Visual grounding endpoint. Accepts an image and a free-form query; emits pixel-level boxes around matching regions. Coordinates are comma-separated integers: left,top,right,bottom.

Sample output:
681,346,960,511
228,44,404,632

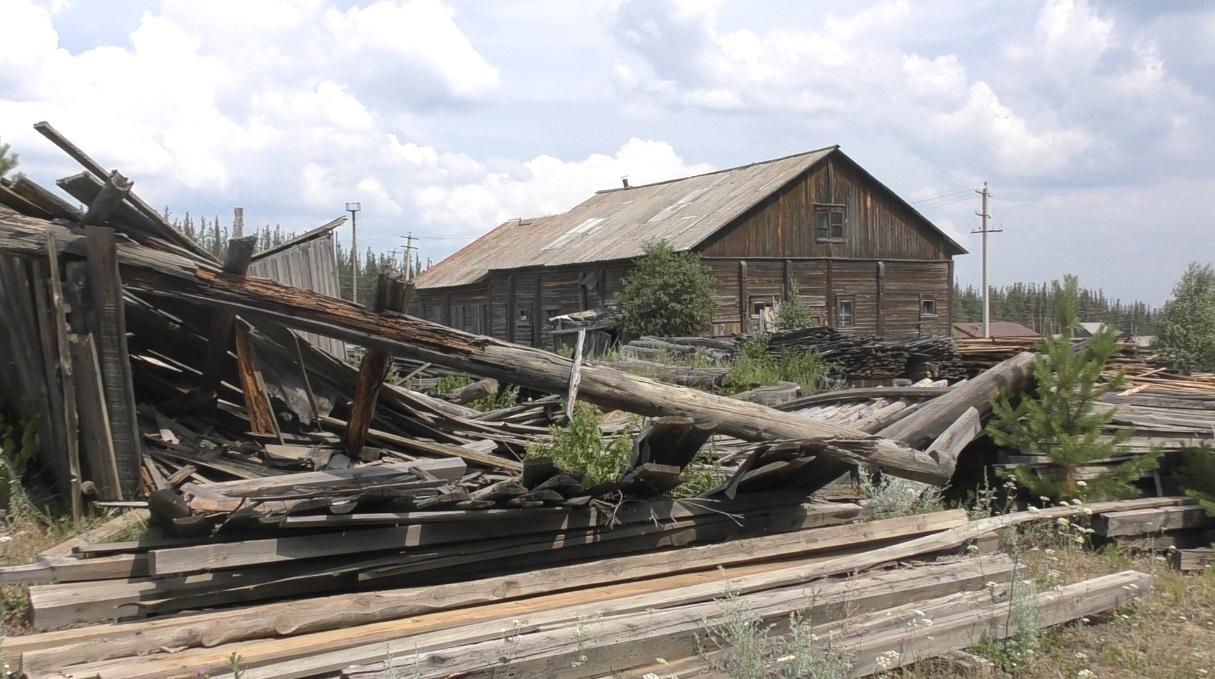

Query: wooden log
445,377,499,405
608,359,730,389
8,176,83,222
40,232,82,519
346,274,414,457
81,171,132,226
925,406,982,465
1093,505,1215,537
879,352,1036,448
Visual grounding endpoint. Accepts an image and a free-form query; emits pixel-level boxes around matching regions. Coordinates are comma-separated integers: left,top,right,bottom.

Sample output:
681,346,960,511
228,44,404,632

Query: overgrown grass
724,334,831,396
526,403,633,488
672,445,729,498
858,474,946,521
697,585,854,679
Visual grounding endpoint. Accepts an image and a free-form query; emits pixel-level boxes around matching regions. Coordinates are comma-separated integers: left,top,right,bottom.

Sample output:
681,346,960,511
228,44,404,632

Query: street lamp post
345,202,361,304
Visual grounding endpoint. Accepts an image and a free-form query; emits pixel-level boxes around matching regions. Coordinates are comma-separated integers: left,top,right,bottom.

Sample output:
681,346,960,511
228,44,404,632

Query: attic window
542,217,607,251
814,204,846,242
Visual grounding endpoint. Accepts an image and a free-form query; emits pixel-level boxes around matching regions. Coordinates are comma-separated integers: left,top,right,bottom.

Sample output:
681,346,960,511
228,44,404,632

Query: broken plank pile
0,499,1170,678
765,326,967,382
1090,500,1215,552
996,391,1215,489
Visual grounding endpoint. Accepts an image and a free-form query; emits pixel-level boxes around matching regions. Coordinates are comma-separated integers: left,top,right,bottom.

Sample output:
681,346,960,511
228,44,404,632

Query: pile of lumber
0,498,1171,678
766,327,967,381
957,336,1215,395
1091,501,1215,552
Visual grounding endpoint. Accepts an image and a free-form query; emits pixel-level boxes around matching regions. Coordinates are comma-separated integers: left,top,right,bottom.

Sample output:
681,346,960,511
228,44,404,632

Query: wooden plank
346,274,414,457
234,321,281,440
83,226,142,499
43,231,83,520
81,171,132,226
0,553,146,586
198,236,257,393
1093,505,1215,537
39,509,150,560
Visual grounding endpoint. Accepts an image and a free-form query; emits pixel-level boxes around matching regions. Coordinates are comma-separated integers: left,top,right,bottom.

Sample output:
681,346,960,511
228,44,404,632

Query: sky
2,0,1212,306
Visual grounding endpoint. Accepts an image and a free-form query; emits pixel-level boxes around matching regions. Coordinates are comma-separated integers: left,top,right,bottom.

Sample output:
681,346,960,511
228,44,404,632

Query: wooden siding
247,234,347,359
699,157,953,261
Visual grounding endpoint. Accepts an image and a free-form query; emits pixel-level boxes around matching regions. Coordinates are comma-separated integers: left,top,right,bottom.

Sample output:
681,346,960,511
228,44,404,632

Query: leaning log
445,377,499,405
0,214,952,484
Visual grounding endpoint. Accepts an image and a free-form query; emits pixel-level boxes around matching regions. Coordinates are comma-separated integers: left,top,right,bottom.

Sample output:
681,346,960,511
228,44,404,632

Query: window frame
835,296,856,329
814,203,847,243
919,297,938,319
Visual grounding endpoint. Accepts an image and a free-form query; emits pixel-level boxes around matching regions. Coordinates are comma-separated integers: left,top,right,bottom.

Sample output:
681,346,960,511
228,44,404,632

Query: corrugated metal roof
416,146,962,289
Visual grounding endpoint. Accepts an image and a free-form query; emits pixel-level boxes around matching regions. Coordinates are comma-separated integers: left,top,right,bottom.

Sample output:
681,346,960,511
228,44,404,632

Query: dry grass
895,521,1215,679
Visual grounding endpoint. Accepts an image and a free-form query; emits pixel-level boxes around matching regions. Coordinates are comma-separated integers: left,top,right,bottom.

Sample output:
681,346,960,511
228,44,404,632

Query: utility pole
971,182,1001,338
345,202,361,304
401,232,418,279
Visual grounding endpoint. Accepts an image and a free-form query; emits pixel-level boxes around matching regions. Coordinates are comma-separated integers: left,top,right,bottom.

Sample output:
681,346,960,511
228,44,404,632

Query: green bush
526,403,632,487
1156,262,1215,373
617,240,715,337
773,280,817,332
725,334,830,396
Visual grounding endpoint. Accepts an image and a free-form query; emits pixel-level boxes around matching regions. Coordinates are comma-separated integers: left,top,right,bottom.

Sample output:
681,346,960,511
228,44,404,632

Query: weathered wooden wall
417,153,959,346
248,233,347,360
699,156,954,261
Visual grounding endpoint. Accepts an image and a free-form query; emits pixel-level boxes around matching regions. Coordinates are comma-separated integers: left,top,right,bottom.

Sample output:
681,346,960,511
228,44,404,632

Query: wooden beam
43,232,83,520
345,273,414,457
81,171,132,226
83,226,141,499
198,236,257,392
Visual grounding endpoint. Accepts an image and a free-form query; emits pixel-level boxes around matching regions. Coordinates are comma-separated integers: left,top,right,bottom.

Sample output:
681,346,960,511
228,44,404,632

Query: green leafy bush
1156,262,1215,373
725,334,829,396
526,403,632,487
987,275,1157,501
617,240,715,337
773,280,817,332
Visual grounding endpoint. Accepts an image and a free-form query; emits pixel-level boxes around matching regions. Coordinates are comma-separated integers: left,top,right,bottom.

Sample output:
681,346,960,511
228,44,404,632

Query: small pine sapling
987,275,1158,501
1177,446,1215,516
526,403,632,487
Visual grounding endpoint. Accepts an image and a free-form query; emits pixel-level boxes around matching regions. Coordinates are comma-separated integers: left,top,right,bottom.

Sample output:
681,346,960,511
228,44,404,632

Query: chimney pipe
621,176,629,189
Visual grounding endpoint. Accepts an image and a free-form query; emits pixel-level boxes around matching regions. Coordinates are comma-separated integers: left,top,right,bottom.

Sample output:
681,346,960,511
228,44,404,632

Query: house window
920,299,937,317
836,298,855,328
518,308,529,323
814,204,846,242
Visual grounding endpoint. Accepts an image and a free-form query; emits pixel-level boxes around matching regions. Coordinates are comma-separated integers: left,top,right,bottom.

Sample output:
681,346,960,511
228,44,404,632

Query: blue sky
2,0,1212,305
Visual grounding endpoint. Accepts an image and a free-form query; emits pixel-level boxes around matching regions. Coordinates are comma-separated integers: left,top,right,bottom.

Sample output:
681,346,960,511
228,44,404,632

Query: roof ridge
596,145,840,194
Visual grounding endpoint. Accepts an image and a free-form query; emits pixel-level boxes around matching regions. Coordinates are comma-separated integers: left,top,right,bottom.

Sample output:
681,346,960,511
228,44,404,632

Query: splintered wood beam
345,273,414,458
83,226,142,499
33,120,220,264
198,236,257,392
81,171,132,226
234,321,281,441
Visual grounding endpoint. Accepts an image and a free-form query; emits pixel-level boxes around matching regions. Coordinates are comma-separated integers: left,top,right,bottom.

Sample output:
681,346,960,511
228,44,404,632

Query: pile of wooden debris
0,122,1204,677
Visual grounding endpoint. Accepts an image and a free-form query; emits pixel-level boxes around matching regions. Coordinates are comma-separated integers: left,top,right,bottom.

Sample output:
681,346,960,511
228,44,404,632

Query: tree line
952,281,1157,336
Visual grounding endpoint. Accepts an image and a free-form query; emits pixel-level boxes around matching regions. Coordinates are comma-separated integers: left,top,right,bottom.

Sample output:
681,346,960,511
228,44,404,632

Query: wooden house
414,146,966,349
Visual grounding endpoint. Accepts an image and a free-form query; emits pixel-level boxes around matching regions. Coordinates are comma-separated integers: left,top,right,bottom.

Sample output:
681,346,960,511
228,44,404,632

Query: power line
970,181,1002,338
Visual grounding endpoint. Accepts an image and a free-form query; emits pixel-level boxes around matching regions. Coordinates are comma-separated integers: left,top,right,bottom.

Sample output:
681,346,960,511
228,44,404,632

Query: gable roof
416,146,964,289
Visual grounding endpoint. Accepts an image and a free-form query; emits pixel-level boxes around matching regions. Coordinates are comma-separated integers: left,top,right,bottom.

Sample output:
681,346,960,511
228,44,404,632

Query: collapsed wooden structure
0,123,1206,676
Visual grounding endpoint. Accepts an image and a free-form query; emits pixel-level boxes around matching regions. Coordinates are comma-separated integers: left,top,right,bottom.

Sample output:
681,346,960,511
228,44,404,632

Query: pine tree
0,137,18,179
774,279,817,331
987,274,1158,501
1178,447,1215,517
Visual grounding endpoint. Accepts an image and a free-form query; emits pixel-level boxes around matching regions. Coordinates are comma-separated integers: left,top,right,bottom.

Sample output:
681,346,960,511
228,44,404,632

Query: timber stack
0,121,1194,677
